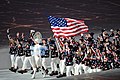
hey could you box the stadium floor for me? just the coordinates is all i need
[0,68,120,80]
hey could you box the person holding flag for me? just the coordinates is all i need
[48,16,89,77]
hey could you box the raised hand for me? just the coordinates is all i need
[7,28,10,34]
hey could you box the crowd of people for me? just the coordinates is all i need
[7,28,120,79]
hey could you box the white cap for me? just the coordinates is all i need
[30,30,35,33]
[110,29,113,32]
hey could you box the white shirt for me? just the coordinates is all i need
[33,44,41,55]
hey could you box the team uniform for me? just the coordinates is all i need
[74,53,83,75]
[6,28,120,79]
[18,42,36,75]
[7,29,17,71]
[65,52,74,77]
[40,40,49,77]
[13,44,25,72]
[49,40,59,76]
[56,51,66,78]
[9,44,17,71]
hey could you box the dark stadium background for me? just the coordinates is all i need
[0,0,120,47]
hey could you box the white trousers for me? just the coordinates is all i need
[22,56,36,70]
[31,56,37,79]
[14,56,25,69]
[34,55,41,68]
[41,58,47,70]
[51,58,58,72]
[82,64,91,74]
[96,68,102,72]
[66,66,73,77]
[59,59,66,74]
[92,68,102,73]
[10,55,16,67]
[91,68,97,73]
[74,64,83,75]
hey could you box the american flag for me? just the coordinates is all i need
[48,16,88,38]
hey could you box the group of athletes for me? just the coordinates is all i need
[7,28,120,79]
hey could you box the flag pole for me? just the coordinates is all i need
[55,37,62,52]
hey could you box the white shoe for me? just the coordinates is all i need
[31,76,35,79]
[31,68,36,79]
[31,73,35,79]
[43,73,46,78]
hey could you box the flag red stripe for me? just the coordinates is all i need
[54,29,88,36]
[52,26,88,34]
[51,25,87,31]
[65,18,84,23]
[67,23,85,27]
[54,30,88,38]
